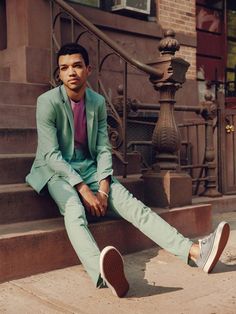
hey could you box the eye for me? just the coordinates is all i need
[74,64,82,69]
[60,66,67,71]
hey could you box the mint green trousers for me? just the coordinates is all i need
[47,175,193,287]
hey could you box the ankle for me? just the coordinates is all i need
[189,243,200,262]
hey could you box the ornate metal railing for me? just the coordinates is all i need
[49,0,221,203]
[49,0,165,178]
[127,89,221,196]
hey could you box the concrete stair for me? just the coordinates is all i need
[0,67,10,81]
[0,80,213,284]
[0,153,142,184]
[0,204,211,283]
[0,183,58,224]
[0,104,36,128]
[0,176,144,225]
[0,128,37,153]
[0,154,34,184]
[0,81,48,106]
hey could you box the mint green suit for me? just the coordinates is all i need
[26,85,193,286]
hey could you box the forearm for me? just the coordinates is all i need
[99,176,111,195]
[45,150,82,185]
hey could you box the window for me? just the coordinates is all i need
[112,0,151,15]
[226,0,236,97]
[0,0,6,50]
[67,0,156,21]
[67,0,100,7]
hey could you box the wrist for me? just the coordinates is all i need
[76,182,88,193]
[99,177,110,193]
[98,189,109,198]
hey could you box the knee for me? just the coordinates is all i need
[63,197,87,226]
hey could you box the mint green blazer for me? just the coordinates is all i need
[26,85,113,193]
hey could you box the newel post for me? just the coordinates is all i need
[200,89,222,197]
[142,30,192,208]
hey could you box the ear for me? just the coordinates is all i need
[87,65,92,76]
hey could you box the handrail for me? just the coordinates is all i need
[51,0,163,78]
[131,102,202,113]
[49,0,220,196]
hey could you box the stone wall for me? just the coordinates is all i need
[0,0,197,91]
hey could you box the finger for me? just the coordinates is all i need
[90,206,96,216]
[85,202,95,216]
[96,195,107,211]
[99,201,107,216]
[100,203,107,216]
[95,203,104,217]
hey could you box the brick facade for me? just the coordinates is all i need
[156,0,196,80]
[176,46,196,80]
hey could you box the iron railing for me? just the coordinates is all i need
[49,0,220,197]
[125,100,219,195]
[50,0,165,178]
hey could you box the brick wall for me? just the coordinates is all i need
[176,46,196,80]
[156,0,196,79]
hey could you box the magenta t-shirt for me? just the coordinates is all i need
[70,97,88,152]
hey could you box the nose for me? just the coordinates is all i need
[68,66,76,76]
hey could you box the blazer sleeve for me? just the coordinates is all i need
[36,96,83,187]
[96,98,113,182]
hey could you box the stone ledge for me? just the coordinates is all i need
[0,203,211,283]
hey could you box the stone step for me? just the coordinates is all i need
[0,183,59,224]
[0,203,212,283]
[193,195,236,214]
[0,154,34,184]
[112,151,142,176]
[0,152,142,184]
[0,128,37,153]
[0,176,144,224]
[0,104,36,128]
[0,67,10,81]
[0,81,48,106]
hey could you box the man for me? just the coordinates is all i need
[26,43,230,298]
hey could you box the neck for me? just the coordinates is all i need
[64,85,86,102]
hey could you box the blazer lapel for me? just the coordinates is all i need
[85,88,95,155]
[60,85,74,136]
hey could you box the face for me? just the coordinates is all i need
[58,53,91,95]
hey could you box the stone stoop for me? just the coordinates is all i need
[193,195,236,214]
[0,154,143,184]
[0,104,36,128]
[0,176,144,225]
[0,81,49,106]
[0,203,211,284]
[0,154,35,184]
[0,80,212,285]
[0,67,10,81]
[0,128,37,154]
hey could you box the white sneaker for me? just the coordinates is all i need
[100,246,129,297]
[196,221,230,273]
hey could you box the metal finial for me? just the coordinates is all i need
[159,29,180,56]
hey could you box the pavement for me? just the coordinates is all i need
[1,212,236,314]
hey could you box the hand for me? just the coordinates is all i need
[96,191,108,215]
[76,183,105,217]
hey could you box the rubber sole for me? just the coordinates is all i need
[203,221,230,273]
[100,246,129,297]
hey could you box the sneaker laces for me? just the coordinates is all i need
[198,231,213,247]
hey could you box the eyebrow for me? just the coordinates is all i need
[59,61,83,67]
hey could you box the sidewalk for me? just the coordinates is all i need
[1,212,236,314]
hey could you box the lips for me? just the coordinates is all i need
[68,79,79,83]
